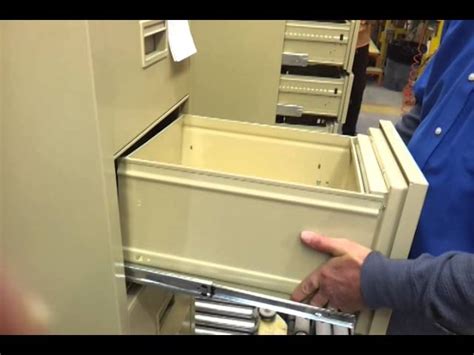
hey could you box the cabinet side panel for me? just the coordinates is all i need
[2,21,127,334]
[188,20,285,125]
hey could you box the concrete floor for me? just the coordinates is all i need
[356,79,404,134]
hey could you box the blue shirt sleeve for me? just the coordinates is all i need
[395,103,422,144]
[361,251,474,335]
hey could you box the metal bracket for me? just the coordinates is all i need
[124,262,356,329]
[281,52,309,67]
[276,104,304,118]
[125,262,215,298]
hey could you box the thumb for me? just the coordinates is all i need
[300,231,347,257]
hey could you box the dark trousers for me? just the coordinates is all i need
[342,44,369,136]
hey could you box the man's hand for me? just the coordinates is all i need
[291,231,372,313]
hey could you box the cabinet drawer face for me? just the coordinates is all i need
[117,114,385,295]
[87,21,190,155]
[277,74,351,118]
[283,21,351,67]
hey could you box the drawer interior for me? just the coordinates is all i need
[130,114,361,192]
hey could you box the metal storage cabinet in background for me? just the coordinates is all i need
[282,20,359,71]
[277,73,354,123]
[188,20,360,132]
[277,20,360,131]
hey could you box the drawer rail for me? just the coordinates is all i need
[124,262,356,329]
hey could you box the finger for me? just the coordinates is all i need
[309,291,329,308]
[0,268,48,335]
[300,231,348,257]
[291,271,320,302]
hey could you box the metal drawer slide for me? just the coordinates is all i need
[124,262,356,330]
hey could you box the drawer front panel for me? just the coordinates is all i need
[118,160,382,296]
[283,21,351,67]
[277,74,350,118]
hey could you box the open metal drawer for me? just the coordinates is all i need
[277,73,353,123]
[282,20,359,71]
[117,114,427,334]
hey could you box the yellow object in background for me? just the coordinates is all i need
[419,21,444,75]
[427,20,444,57]
[257,314,288,335]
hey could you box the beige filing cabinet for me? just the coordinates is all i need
[1,20,427,335]
[277,73,354,125]
[189,20,359,133]
[278,20,360,132]
[1,20,190,335]
[282,20,359,71]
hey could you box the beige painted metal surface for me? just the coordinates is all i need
[0,20,193,334]
[188,20,285,125]
[127,284,178,334]
[127,285,156,335]
[127,284,193,335]
[87,20,190,155]
[278,73,353,122]
[117,114,428,334]
[1,21,130,334]
[159,294,194,334]
[187,21,358,127]
[369,128,408,255]
[355,135,387,195]
[118,114,384,295]
[131,114,361,191]
[380,121,429,260]
[359,128,408,334]
[366,122,429,335]
[283,21,360,71]
[261,121,339,134]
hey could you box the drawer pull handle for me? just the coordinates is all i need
[282,53,309,67]
[276,104,304,118]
